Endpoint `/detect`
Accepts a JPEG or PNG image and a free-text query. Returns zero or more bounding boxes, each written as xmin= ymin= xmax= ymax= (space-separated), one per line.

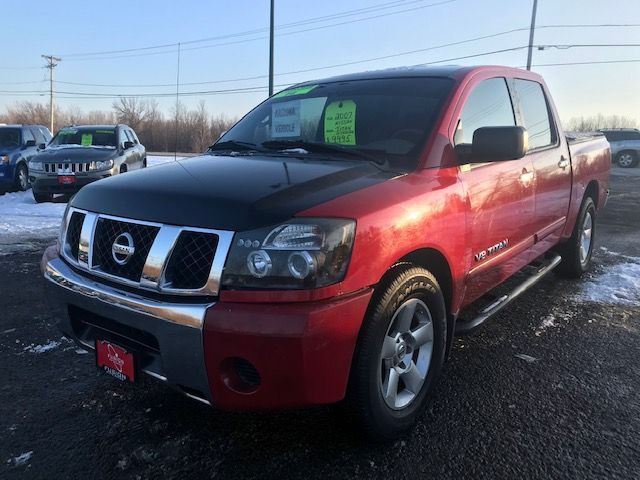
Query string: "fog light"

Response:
xmin=287 ymin=251 xmax=317 ymax=279
xmin=246 ymin=249 xmax=272 ymax=278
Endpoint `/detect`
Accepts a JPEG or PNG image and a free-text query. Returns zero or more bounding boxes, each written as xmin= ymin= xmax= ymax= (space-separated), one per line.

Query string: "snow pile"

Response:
xmin=0 ymin=191 xmax=66 ymax=245
xmin=9 ymin=451 xmax=33 ymax=467
xmin=577 ymin=256 xmax=640 ymax=306
xmin=147 ymin=154 xmax=185 ymax=167
xmin=23 ymin=340 xmax=61 ymax=354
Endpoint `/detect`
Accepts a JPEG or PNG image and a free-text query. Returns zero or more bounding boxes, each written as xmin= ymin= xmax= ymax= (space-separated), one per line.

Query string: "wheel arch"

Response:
xmin=374 ymin=247 xmax=456 ymax=359
xmin=584 ymin=179 xmax=599 ymax=209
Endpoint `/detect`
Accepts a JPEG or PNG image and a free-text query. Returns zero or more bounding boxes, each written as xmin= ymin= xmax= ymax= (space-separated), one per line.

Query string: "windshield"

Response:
xmin=50 ymin=127 xmax=117 ymax=147
xmin=0 ymin=128 xmax=21 ymax=149
xmin=217 ymin=77 xmax=453 ymax=170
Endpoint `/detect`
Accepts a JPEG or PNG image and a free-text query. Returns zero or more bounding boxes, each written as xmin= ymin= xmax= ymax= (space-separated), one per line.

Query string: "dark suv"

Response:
xmin=0 ymin=124 xmax=52 ymax=192
xmin=600 ymin=128 xmax=640 ymax=168
xmin=29 ymin=124 xmax=146 ymax=202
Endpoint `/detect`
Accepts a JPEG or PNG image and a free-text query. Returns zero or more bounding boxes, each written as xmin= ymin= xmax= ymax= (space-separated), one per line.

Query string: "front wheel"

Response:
xmin=348 ymin=266 xmax=446 ymax=441
xmin=616 ymin=151 xmax=638 ymax=168
xmin=33 ymin=191 xmax=53 ymax=203
xmin=556 ymin=197 xmax=597 ymax=278
xmin=14 ymin=164 xmax=29 ymax=191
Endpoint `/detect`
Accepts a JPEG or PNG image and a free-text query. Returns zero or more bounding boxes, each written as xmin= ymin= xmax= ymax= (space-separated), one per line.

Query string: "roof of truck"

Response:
xmin=291 ymin=65 xmax=535 ymax=87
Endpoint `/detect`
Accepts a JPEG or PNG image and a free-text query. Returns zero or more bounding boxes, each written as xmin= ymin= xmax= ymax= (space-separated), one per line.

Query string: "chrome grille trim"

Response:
xmin=44 ymin=162 xmax=92 ymax=174
xmin=61 ymin=207 xmax=234 ymax=297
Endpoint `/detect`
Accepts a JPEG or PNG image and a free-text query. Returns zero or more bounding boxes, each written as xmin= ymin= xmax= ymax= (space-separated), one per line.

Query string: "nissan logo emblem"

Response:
xmin=112 ymin=232 xmax=135 ymax=265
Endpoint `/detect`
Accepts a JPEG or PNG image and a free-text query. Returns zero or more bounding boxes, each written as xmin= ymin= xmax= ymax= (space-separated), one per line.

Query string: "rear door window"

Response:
xmin=513 ymin=79 xmax=557 ymax=150
xmin=454 ymin=77 xmax=515 ymax=146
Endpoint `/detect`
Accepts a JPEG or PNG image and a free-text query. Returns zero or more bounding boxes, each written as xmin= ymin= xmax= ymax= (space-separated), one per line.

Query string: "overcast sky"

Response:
xmin=2 ymin=0 xmax=639 ymax=123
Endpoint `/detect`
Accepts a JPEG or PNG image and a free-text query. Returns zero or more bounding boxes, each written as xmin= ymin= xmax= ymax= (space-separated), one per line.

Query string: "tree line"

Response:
xmin=0 ymin=98 xmax=238 ymax=153
xmin=1 ymin=99 xmax=638 ymax=150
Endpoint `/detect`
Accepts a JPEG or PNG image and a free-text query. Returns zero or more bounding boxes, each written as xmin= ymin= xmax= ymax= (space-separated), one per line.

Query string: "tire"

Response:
xmin=616 ymin=151 xmax=639 ymax=168
xmin=142 ymin=158 xmax=147 ymax=168
xmin=14 ymin=163 xmax=29 ymax=192
xmin=33 ymin=191 xmax=53 ymax=203
xmin=119 ymin=164 xmax=127 ymax=174
xmin=348 ymin=266 xmax=447 ymax=441
xmin=555 ymin=196 xmax=597 ymax=278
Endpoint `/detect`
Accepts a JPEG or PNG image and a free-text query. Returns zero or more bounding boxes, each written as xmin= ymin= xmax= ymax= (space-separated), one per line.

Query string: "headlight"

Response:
xmin=89 ymin=159 xmax=114 ymax=171
xmin=222 ymin=218 xmax=355 ymax=289
xmin=1 ymin=155 xmax=9 ymax=164
xmin=28 ymin=161 xmax=43 ymax=171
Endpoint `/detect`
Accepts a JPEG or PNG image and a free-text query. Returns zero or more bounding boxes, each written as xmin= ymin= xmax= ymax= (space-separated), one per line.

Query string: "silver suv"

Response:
xmin=600 ymin=129 xmax=640 ymax=168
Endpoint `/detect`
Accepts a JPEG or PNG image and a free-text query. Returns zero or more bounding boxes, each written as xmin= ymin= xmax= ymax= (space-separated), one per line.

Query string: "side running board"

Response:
xmin=455 ymin=253 xmax=562 ymax=335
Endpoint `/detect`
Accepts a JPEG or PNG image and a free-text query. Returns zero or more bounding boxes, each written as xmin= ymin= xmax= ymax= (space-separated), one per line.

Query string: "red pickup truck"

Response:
xmin=42 ymin=65 xmax=610 ymax=440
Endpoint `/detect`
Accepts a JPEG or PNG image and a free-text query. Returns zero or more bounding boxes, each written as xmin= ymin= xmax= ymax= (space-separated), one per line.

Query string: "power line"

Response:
xmin=529 ymin=58 xmax=640 ymax=67
xmin=54 ymin=28 xmax=534 ymax=89
xmin=60 ymin=0 xmax=458 ymax=62
xmin=58 ymin=0 xmax=452 ymax=59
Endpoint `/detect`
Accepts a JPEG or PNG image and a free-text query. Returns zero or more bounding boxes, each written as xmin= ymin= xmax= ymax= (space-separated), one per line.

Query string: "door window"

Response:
xmin=454 ymin=77 xmax=515 ymax=146
xmin=30 ymin=127 xmax=46 ymax=145
xmin=513 ymin=79 xmax=557 ymax=150
xmin=22 ymin=128 xmax=35 ymax=145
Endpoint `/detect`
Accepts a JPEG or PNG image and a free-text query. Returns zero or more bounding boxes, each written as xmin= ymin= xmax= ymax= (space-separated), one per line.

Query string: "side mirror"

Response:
xmin=470 ymin=126 xmax=528 ymax=163
xmin=123 ymin=141 xmax=134 ymax=149
xmin=24 ymin=140 xmax=36 ymax=148
xmin=38 ymin=143 xmax=46 ymax=150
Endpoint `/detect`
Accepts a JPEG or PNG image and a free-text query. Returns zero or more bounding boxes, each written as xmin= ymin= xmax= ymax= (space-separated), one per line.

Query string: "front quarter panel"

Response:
xmin=298 ymin=166 xmax=468 ymax=313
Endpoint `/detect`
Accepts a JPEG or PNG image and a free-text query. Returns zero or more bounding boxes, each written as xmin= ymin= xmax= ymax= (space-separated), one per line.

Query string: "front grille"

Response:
xmin=65 ymin=211 xmax=85 ymax=260
xmin=45 ymin=162 xmax=91 ymax=174
xmin=91 ymin=218 xmax=159 ymax=281
xmin=61 ymin=208 xmax=232 ymax=296
xmin=163 ymin=231 xmax=219 ymax=290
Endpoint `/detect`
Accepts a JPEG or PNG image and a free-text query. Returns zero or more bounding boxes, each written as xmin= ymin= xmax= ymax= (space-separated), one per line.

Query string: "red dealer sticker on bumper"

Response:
xmin=58 ymin=175 xmax=76 ymax=185
xmin=96 ymin=340 xmax=135 ymax=382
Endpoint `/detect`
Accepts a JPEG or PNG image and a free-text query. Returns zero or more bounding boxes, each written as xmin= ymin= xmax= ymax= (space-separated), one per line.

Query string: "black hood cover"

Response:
xmin=34 ymin=145 xmax=117 ymax=162
xmin=71 ymin=154 xmax=397 ymax=231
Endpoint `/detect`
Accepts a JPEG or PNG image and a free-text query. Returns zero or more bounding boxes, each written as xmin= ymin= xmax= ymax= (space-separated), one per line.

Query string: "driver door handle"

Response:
xmin=558 ymin=156 xmax=570 ymax=169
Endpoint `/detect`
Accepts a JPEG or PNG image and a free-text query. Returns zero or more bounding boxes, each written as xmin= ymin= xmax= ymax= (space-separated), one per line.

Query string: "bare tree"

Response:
xmin=112 ymin=97 xmax=150 ymax=130
xmin=1 ymin=98 xmax=238 ymax=152
xmin=564 ymin=114 xmax=639 ymax=132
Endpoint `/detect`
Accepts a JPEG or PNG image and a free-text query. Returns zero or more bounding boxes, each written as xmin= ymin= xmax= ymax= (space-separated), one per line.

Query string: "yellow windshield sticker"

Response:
xmin=324 ymin=100 xmax=356 ymax=145
xmin=81 ymin=133 xmax=93 ymax=146
xmin=273 ymin=85 xmax=318 ymax=98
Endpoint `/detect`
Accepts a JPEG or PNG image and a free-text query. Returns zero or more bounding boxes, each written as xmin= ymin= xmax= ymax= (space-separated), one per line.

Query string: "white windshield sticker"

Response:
xmin=271 ymin=100 xmax=301 ymax=138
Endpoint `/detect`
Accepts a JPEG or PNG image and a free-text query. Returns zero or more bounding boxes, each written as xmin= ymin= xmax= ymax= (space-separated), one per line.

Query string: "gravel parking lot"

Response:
xmin=1 ymin=166 xmax=639 ymax=479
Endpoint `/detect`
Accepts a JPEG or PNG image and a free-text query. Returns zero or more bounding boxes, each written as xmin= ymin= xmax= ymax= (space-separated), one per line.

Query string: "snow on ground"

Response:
xmin=577 ymin=251 xmax=640 ymax=306
xmin=0 ymin=155 xmax=183 ymax=254
xmin=0 ymin=190 xmax=66 ymax=250
xmin=9 ymin=451 xmax=33 ymax=467
xmin=23 ymin=340 xmax=61 ymax=353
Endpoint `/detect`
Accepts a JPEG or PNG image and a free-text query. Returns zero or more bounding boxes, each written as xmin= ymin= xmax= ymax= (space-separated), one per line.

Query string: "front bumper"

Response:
xmin=31 ymin=172 xmax=111 ymax=194
xmin=0 ymin=163 xmax=15 ymax=185
xmin=43 ymin=247 xmax=373 ymax=409
xmin=43 ymin=249 xmax=214 ymax=405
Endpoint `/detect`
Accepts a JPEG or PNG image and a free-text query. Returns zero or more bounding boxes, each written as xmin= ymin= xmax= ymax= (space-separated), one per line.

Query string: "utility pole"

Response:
xmin=41 ymin=55 xmax=61 ymax=132
xmin=526 ymin=0 xmax=538 ymax=70
xmin=268 ymin=0 xmax=274 ymax=96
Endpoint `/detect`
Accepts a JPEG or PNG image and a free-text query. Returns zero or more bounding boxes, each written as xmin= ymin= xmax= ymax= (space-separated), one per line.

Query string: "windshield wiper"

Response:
xmin=207 ymin=140 xmax=265 ymax=153
xmin=261 ymin=140 xmax=386 ymax=165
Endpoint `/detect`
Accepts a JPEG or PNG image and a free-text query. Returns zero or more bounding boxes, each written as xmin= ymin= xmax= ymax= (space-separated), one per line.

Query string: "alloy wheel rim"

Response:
xmin=19 ymin=168 xmax=28 ymax=190
xmin=580 ymin=212 xmax=593 ymax=264
xmin=378 ymin=298 xmax=434 ymax=410
xmin=619 ymin=154 xmax=633 ymax=167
